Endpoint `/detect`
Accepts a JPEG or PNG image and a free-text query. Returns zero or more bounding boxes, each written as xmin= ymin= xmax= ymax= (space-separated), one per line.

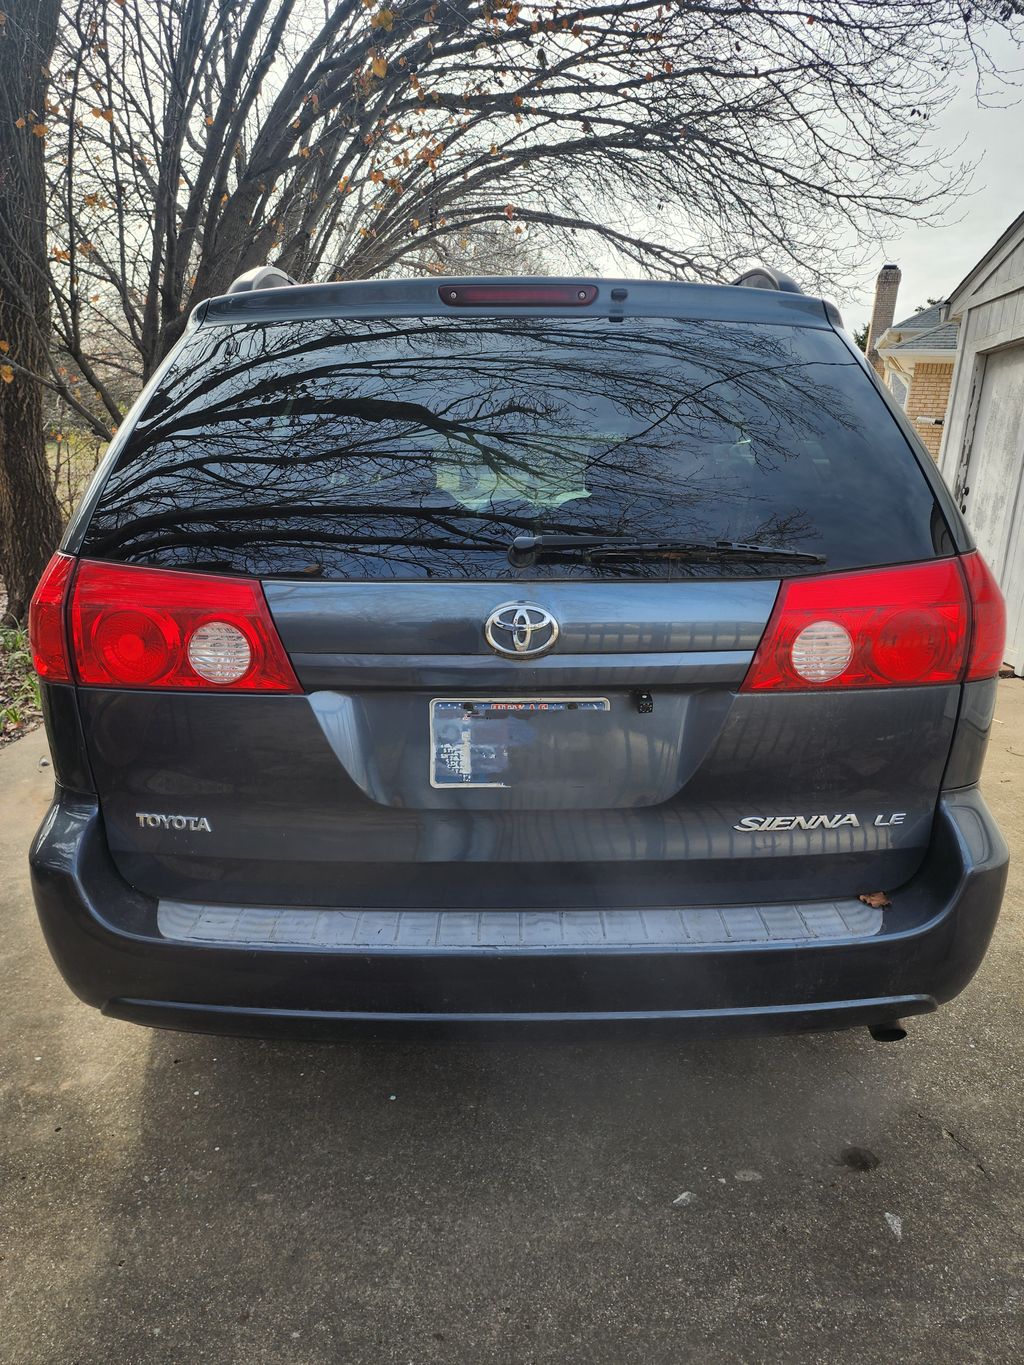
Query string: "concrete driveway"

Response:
xmin=2 ymin=684 xmax=1023 ymax=1364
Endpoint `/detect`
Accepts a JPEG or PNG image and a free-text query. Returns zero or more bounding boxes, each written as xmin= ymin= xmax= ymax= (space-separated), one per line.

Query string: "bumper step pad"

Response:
xmin=157 ymin=900 xmax=884 ymax=951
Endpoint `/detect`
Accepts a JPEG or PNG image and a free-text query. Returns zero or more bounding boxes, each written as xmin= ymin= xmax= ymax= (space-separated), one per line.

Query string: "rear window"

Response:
xmin=80 ymin=316 xmax=950 ymax=579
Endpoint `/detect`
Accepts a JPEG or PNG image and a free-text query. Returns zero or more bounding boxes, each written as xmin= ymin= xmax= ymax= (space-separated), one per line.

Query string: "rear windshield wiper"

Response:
xmin=507 ymin=533 xmax=825 ymax=568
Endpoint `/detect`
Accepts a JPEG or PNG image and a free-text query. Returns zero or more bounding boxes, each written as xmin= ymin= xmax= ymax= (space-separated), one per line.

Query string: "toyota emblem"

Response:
xmin=484 ymin=603 xmax=560 ymax=659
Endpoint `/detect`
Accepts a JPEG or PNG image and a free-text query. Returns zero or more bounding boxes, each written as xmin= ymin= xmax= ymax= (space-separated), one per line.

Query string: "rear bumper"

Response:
xmin=30 ymin=787 xmax=1008 ymax=1039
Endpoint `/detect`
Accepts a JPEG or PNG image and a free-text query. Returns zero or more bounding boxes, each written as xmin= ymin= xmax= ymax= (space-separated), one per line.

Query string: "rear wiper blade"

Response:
xmin=507 ymin=533 xmax=825 ymax=567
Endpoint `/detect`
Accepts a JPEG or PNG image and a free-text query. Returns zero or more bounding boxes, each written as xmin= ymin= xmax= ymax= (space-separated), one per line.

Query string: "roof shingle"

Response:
xmin=891 ymin=321 xmax=959 ymax=352
xmin=891 ymin=301 xmax=945 ymax=331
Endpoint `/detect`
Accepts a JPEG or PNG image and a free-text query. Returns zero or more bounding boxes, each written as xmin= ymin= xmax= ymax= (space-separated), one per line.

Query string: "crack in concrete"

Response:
xmin=942 ymin=1125 xmax=995 ymax=1182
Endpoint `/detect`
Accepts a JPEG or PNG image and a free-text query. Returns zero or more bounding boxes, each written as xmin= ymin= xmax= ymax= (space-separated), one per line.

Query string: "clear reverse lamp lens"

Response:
xmin=187 ymin=621 xmax=252 ymax=684
xmin=791 ymin=619 xmax=854 ymax=683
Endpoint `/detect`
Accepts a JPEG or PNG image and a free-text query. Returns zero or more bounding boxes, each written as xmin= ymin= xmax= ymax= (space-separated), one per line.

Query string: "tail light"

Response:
xmin=741 ymin=554 xmax=1005 ymax=692
xmin=29 ymin=559 xmax=301 ymax=692
xmin=960 ymin=551 xmax=1006 ymax=681
xmin=28 ymin=552 xmax=76 ymax=682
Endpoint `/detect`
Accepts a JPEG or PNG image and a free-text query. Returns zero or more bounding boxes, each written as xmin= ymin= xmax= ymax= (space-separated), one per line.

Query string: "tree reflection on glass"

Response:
xmin=83 ymin=317 xmax=940 ymax=579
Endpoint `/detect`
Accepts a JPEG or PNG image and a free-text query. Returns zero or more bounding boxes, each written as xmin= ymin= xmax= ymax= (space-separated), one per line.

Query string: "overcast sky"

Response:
xmin=845 ymin=30 xmax=1024 ymax=334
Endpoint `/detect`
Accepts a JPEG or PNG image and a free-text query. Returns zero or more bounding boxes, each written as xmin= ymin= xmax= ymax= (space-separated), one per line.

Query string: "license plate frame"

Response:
xmin=429 ymin=696 xmax=611 ymax=789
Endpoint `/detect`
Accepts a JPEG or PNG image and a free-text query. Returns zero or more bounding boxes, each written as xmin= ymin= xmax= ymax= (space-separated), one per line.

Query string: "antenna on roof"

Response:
xmin=226 ymin=265 xmax=298 ymax=294
xmin=731 ymin=267 xmax=804 ymax=295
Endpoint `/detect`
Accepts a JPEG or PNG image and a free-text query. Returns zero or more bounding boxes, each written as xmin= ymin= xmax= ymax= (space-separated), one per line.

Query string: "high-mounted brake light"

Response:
xmin=28 ymin=552 xmax=76 ymax=682
xmin=439 ymin=284 xmax=598 ymax=307
xmin=68 ymin=561 xmax=301 ymax=692
xmin=741 ymin=558 xmax=980 ymax=692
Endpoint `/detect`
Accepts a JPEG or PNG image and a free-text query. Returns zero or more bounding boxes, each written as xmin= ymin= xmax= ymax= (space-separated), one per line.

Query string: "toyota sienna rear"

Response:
xmin=28 ymin=273 xmax=1009 ymax=1038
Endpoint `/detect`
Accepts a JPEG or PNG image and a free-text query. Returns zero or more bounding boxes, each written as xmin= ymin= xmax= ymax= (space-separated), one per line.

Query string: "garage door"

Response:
xmin=960 ymin=344 xmax=1024 ymax=674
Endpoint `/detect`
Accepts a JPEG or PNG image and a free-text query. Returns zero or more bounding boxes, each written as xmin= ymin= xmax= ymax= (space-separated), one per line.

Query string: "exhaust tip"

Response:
xmin=868 ymin=1022 xmax=908 ymax=1043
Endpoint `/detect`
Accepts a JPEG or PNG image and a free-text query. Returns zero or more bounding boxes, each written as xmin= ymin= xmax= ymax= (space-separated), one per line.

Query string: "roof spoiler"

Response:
xmin=226 ymin=263 xmax=806 ymax=299
xmin=731 ymin=267 xmax=804 ymax=295
xmin=226 ymin=265 xmax=299 ymax=294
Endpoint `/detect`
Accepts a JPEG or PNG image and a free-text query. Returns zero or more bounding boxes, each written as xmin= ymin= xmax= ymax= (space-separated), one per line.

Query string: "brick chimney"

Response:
xmin=865 ymin=263 xmax=902 ymax=376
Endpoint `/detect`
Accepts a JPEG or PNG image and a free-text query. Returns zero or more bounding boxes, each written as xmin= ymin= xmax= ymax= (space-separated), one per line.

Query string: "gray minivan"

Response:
xmin=28 ymin=273 xmax=1008 ymax=1038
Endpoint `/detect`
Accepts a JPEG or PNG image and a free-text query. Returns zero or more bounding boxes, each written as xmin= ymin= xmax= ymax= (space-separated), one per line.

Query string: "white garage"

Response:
xmin=940 ymin=211 xmax=1024 ymax=675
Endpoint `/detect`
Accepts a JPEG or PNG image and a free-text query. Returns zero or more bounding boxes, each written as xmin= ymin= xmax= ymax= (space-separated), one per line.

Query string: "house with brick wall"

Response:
xmin=863 ymin=266 xmax=959 ymax=461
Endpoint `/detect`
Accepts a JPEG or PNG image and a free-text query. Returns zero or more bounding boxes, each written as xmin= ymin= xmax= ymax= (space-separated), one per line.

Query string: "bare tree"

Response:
xmin=404 ymin=220 xmax=549 ymax=276
xmin=41 ymin=0 xmax=1022 ymax=383
xmin=0 ymin=0 xmax=64 ymax=622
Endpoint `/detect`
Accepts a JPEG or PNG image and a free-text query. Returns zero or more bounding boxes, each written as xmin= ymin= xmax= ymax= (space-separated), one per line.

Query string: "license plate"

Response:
xmin=429 ymin=697 xmax=610 ymax=788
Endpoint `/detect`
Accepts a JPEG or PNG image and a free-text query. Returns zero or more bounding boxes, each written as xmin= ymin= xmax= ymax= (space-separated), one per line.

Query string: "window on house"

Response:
xmin=888 ymin=372 xmax=909 ymax=408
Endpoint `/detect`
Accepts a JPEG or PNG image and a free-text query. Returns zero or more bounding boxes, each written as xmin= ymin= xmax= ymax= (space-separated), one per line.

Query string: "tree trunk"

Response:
xmin=0 ymin=0 xmax=63 ymax=624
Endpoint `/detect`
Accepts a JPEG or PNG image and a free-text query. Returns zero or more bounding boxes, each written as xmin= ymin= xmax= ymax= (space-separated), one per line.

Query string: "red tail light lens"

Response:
xmin=69 ymin=561 xmax=301 ymax=692
xmin=741 ymin=559 xmax=971 ymax=692
xmin=960 ymin=551 xmax=1006 ymax=681
xmin=28 ymin=552 xmax=76 ymax=682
